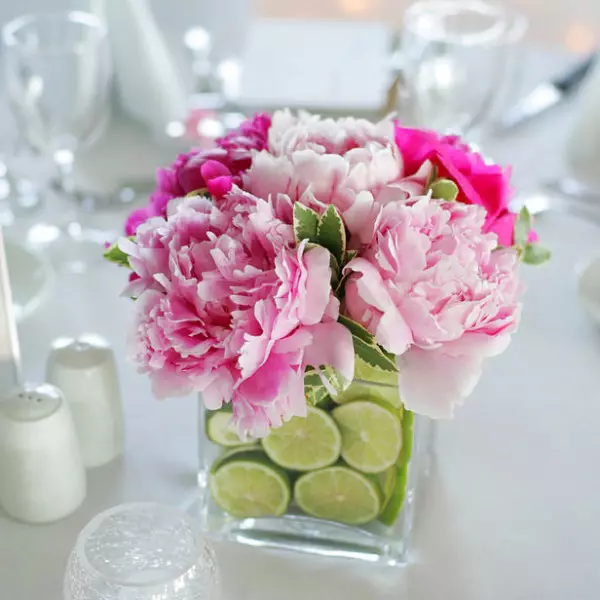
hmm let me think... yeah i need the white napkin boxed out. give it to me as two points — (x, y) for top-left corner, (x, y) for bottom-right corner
(240, 19), (393, 111)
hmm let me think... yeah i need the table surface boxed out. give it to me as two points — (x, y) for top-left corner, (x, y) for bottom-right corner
(2, 44), (600, 600)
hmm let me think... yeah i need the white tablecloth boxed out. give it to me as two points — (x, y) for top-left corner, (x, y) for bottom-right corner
(2, 46), (600, 600)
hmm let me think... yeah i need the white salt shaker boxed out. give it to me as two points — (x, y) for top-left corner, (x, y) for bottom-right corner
(0, 384), (87, 523)
(46, 335), (124, 469)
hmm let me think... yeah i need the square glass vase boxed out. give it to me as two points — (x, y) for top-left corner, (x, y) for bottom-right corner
(196, 377), (432, 565)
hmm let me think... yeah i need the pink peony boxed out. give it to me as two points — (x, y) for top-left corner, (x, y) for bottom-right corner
(124, 188), (353, 436)
(246, 111), (402, 243)
(394, 125), (537, 246)
(124, 114), (272, 235)
(344, 196), (522, 418)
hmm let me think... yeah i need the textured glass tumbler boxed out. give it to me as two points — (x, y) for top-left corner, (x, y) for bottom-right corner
(64, 503), (220, 600)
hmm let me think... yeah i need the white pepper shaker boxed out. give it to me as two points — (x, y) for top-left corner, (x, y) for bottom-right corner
(0, 384), (87, 523)
(46, 335), (124, 469)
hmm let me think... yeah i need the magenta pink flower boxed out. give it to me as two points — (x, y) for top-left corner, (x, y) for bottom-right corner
(394, 125), (537, 246)
(124, 187), (353, 436)
(344, 196), (522, 418)
(124, 114), (272, 235)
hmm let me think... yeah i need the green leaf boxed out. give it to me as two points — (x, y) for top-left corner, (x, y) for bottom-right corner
(305, 241), (341, 287)
(293, 203), (319, 243)
(425, 164), (438, 188)
(305, 385), (330, 407)
(319, 364), (350, 395)
(344, 249), (358, 264)
(429, 179), (459, 202)
(103, 241), (132, 268)
(514, 206), (532, 247)
(185, 187), (208, 197)
(352, 336), (397, 373)
(316, 205), (346, 264)
(303, 371), (323, 388)
(522, 243), (551, 265)
(338, 315), (375, 344)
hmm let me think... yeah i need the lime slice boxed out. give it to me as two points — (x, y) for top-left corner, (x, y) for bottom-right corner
(206, 411), (249, 447)
(398, 409), (414, 467)
(332, 401), (402, 473)
(294, 466), (382, 525)
(209, 458), (291, 517)
(209, 446), (264, 474)
(261, 406), (341, 471)
(378, 465), (408, 526)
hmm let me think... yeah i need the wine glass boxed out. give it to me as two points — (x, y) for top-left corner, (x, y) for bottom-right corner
(2, 11), (112, 271)
(64, 503), (221, 600)
(400, 0), (527, 140)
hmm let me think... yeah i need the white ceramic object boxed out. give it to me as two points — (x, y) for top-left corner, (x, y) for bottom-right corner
(566, 59), (600, 189)
(0, 383), (86, 524)
(578, 257), (600, 325)
(92, 0), (188, 133)
(4, 237), (53, 322)
(46, 334), (124, 469)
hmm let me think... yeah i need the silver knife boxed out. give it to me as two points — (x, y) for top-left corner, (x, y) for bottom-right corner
(497, 52), (596, 132)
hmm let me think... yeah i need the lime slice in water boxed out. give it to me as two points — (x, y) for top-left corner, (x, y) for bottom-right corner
(209, 458), (291, 518)
(261, 406), (341, 471)
(294, 466), (382, 525)
(378, 464), (408, 526)
(332, 401), (402, 473)
(206, 411), (249, 447)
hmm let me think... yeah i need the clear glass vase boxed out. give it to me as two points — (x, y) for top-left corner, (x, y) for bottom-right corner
(195, 374), (433, 565)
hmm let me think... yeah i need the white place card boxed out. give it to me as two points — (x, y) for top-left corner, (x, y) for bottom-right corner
(240, 19), (393, 111)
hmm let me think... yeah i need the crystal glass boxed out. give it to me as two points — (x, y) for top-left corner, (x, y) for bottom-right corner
(400, 0), (527, 138)
(64, 503), (221, 600)
(196, 377), (433, 565)
(2, 11), (112, 271)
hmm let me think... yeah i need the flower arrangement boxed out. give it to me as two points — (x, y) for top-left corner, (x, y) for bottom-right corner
(107, 110), (546, 435)
(105, 111), (548, 540)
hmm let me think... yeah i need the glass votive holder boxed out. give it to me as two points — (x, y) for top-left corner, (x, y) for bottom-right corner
(64, 502), (220, 600)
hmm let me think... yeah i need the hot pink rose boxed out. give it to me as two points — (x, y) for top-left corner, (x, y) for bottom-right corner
(344, 196), (522, 418)
(124, 188), (353, 436)
(394, 125), (537, 246)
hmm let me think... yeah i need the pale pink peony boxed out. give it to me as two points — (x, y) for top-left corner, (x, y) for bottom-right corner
(124, 187), (354, 436)
(344, 196), (522, 418)
(246, 111), (403, 243)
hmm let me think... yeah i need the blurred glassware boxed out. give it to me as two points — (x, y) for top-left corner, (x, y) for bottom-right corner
(173, 26), (245, 146)
(2, 11), (112, 272)
(400, 0), (527, 139)
(64, 503), (221, 600)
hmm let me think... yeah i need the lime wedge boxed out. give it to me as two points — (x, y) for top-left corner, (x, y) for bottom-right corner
(378, 465), (408, 526)
(206, 411), (249, 447)
(261, 406), (341, 471)
(294, 466), (382, 525)
(332, 401), (402, 473)
(209, 458), (291, 517)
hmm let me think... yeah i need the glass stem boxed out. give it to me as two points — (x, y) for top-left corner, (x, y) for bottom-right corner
(53, 149), (76, 200)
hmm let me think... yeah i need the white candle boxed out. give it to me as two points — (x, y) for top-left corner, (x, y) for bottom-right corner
(0, 384), (86, 524)
(46, 335), (124, 469)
